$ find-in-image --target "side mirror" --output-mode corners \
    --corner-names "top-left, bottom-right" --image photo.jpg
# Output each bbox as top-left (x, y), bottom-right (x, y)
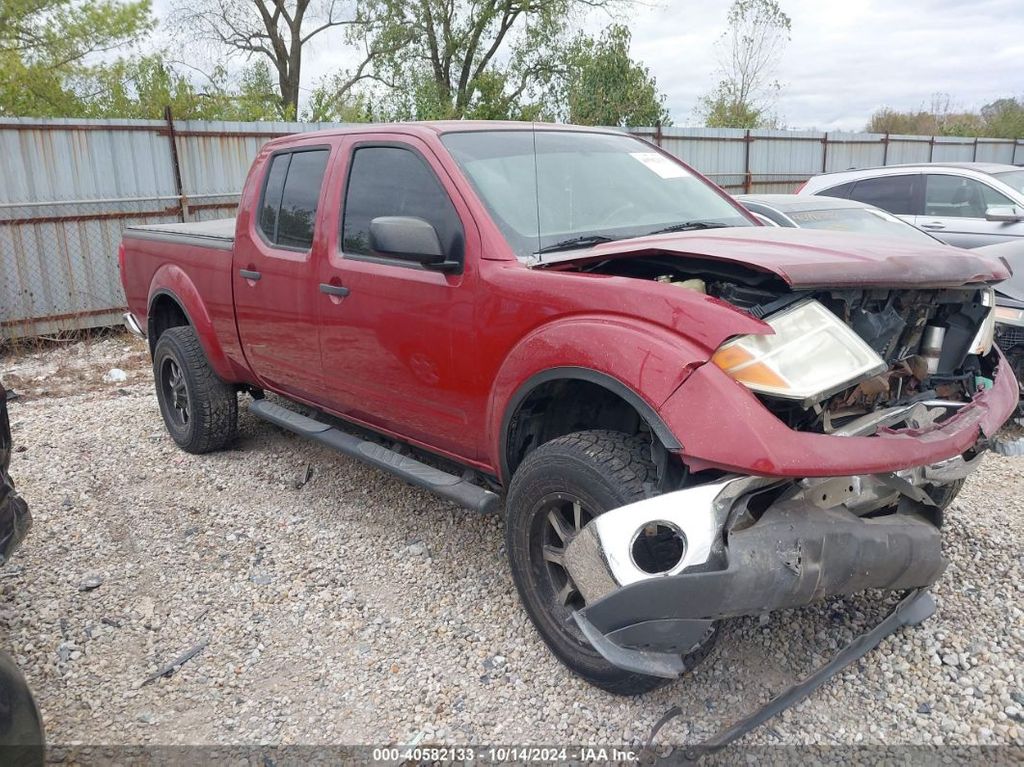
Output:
top-left (369, 216), bottom-right (457, 271)
top-left (985, 204), bottom-right (1024, 223)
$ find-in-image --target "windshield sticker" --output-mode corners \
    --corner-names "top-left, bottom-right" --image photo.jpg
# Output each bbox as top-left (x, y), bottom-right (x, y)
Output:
top-left (630, 152), bottom-right (691, 179)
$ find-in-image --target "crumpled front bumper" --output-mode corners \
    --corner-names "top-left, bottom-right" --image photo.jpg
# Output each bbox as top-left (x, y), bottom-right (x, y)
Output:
top-left (567, 454), bottom-right (981, 678)
top-left (658, 347), bottom-right (1019, 477)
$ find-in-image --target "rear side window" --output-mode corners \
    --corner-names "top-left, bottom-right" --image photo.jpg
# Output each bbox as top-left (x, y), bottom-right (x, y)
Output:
top-left (847, 175), bottom-right (917, 215)
top-left (817, 181), bottom-right (855, 199)
top-left (342, 146), bottom-right (463, 260)
top-left (258, 149), bottom-right (330, 249)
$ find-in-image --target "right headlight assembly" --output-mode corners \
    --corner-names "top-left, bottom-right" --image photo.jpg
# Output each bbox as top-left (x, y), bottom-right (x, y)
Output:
top-left (711, 299), bottom-right (887, 404)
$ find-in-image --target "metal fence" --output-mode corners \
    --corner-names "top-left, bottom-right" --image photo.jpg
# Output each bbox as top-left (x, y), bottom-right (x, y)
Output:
top-left (2, 116), bottom-right (1023, 340)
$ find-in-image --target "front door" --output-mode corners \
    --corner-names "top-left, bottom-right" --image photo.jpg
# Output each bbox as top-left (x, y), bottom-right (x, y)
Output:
top-left (316, 138), bottom-right (479, 459)
top-left (234, 146), bottom-right (331, 400)
top-left (916, 173), bottom-right (1024, 248)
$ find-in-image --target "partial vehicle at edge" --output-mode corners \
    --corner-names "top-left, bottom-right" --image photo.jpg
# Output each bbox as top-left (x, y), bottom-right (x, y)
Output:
top-left (0, 383), bottom-right (44, 765)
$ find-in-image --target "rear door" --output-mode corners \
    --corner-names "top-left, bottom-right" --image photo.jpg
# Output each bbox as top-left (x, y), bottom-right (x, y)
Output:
top-left (918, 173), bottom-right (1024, 248)
top-left (843, 173), bottom-right (921, 224)
top-left (233, 146), bottom-right (331, 399)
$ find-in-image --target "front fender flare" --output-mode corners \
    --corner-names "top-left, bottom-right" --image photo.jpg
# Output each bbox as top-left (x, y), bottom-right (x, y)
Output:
top-left (488, 315), bottom-right (710, 482)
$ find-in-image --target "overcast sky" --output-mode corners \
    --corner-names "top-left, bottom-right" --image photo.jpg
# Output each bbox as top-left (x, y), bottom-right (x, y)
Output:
top-left (157, 0), bottom-right (1024, 130)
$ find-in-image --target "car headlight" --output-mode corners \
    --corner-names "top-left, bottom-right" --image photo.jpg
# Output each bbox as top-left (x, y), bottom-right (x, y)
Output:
top-left (969, 288), bottom-right (996, 355)
top-left (711, 299), bottom-right (886, 403)
top-left (995, 305), bottom-right (1024, 328)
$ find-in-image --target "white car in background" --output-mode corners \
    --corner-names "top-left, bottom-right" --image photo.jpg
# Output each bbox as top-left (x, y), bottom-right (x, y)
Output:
top-left (797, 162), bottom-right (1024, 249)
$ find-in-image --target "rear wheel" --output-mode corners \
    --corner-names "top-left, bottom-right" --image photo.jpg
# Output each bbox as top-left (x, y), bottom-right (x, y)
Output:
top-left (153, 326), bottom-right (237, 454)
top-left (505, 430), bottom-right (717, 695)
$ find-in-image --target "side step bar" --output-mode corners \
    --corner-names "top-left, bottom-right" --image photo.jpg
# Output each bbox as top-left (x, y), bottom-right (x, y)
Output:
top-left (248, 399), bottom-right (501, 515)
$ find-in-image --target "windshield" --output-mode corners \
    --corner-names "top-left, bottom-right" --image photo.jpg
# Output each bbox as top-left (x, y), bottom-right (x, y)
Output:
top-left (994, 169), bottom-right (1024, 196)
top-left (441, 130), bottom-right (753, 258)
top-left (787, 206), bottom-right (940, 243)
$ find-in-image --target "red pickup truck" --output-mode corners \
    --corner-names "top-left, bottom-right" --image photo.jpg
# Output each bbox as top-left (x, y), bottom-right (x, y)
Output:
top-left (120, 122), bottom-right (1018, 696)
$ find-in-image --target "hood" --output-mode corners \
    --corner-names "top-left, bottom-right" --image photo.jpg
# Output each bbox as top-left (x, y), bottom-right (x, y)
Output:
top-left (538, 227), bottom-right (1009, 288)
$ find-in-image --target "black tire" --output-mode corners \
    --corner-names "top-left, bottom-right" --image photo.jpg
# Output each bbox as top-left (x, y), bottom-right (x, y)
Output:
top-left (505, 430), bottom-right (717, 695)
top-left (152, 326), bottom-right (237, 454)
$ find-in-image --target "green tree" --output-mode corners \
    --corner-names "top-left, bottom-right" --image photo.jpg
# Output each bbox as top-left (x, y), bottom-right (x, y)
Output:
top-left (0, 0), bottom-right (154, 116)
top-left (171, 0), bottom-right (377, 119)
top-left (558, 24), bottom-right (669, 127)
top-left (867, 94), bottom-right (986, 137)
top-left (695, 0), bottom-right (791, 129)
top-left (981, 97), bottom-right (1024, 139)
top-left (357, 0), bottom-right (626, 121)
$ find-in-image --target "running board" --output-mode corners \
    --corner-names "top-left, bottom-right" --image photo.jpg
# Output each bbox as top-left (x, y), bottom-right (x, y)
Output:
top-left (248, 399), bottom-right (501, 515)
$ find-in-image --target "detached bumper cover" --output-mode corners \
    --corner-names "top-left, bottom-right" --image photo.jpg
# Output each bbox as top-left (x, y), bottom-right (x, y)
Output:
top-left (659, 348), bottom-right (1019, 477)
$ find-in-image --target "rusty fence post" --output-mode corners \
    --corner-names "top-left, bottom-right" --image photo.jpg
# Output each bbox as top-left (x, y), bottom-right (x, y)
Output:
top-left (821, 132), bottom-right (829, 173)
top-left (882, 132), bottom-right (890, 165)
top-left (743, 129), bottom-right (753, 193)
top-left (654, 120), bottom-right (663, 148)
top-left (164, 105), bottom-right (188, 222)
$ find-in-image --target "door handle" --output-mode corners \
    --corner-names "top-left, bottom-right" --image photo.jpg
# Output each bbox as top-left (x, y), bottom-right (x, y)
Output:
top-left (920, 222), bottom-right (945, 230)
top-left (319, 283), bottom-right (350, 297)
top-left (239, 269), bottom-right (262, 281)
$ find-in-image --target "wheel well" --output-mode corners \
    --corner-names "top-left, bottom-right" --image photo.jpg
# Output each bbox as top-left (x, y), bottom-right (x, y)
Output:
top-left (147, 293), bottom-right (190, 356)
top-left (504, 378), bottom-right (680, 485)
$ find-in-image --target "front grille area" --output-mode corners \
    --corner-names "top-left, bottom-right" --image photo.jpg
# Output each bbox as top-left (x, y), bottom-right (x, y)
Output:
top-left (997, 324), bottom-right (1024, 350)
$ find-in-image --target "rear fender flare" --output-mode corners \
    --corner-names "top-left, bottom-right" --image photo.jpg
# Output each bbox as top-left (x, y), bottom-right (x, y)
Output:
top-left (147, 264), bottom-right (233, 381)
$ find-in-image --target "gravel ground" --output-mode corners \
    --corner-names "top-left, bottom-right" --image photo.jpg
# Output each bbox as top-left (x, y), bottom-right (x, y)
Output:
top-left (1, 334), bottom-right (1023, 754)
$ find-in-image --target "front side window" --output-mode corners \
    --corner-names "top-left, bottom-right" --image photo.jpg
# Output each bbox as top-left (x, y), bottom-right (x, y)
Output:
top-left (847, 175), bottom-right (918, 215)
top-left (342, 146), bottom-right (463, 260)
top-left (924, 174), bottom-right (1013, 218)
top-left (441, 130), bottom-right (752, 259)
top-left (258, 149), bottom-right (330, 249)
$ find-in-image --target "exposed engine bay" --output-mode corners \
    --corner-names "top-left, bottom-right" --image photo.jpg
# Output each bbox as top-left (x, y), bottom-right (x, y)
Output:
top-left (568, 254), bottom-right (998, 434)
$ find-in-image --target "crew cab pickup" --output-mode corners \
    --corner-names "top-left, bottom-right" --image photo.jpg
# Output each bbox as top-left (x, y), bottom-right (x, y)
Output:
top-left (120, 122), bottom-right (1018, 695)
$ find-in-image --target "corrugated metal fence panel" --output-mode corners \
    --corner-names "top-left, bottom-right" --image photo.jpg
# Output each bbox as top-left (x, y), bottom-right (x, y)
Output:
top-left (931, 137), bottom-right (977, 163)
top-left (749, 129), bottom-right (823, 193)
top-left (3, 118), bottom-right (1023, 339)
top-left (823, 132), bottom-right (886, 172)
top-left (883, 135), bottom-right (933, 165)
top-left (975, 140), bottom-right (1018, 164)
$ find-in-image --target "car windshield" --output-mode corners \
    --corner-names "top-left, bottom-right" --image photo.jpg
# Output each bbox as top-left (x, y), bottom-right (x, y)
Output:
top-left (787, 206), bottom-right (940, 243)
top-left (994, 169), bottom-right (1024, 196)
top-left (441, 130), bottom-right (752, 259)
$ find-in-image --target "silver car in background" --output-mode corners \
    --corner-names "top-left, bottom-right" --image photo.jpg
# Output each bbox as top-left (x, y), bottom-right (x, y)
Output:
top-left (737, 194), bottom-right (942, 243)
top-left (798, 163), bottom-right (1024, 249)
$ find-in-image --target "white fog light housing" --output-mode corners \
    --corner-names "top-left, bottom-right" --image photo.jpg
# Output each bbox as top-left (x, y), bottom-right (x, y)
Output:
top-left (712, 299), bottom-right (886, 403)
top-left (969, 288), bottom-right (996, 355)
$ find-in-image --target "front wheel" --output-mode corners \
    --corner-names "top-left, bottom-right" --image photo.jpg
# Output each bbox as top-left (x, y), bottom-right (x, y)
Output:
top-left (505, 430), bottom-right (717, 695)
top-left (153, 326), bottom-right (238, 454)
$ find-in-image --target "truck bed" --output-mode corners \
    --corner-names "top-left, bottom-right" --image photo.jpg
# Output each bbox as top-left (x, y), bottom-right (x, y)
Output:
top-left (124, 218), bottom-right (235, 250)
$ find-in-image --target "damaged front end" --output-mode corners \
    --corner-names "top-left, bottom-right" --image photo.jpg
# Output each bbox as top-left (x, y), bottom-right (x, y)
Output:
top-left (560, 255), bottom-right (1020, 679)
